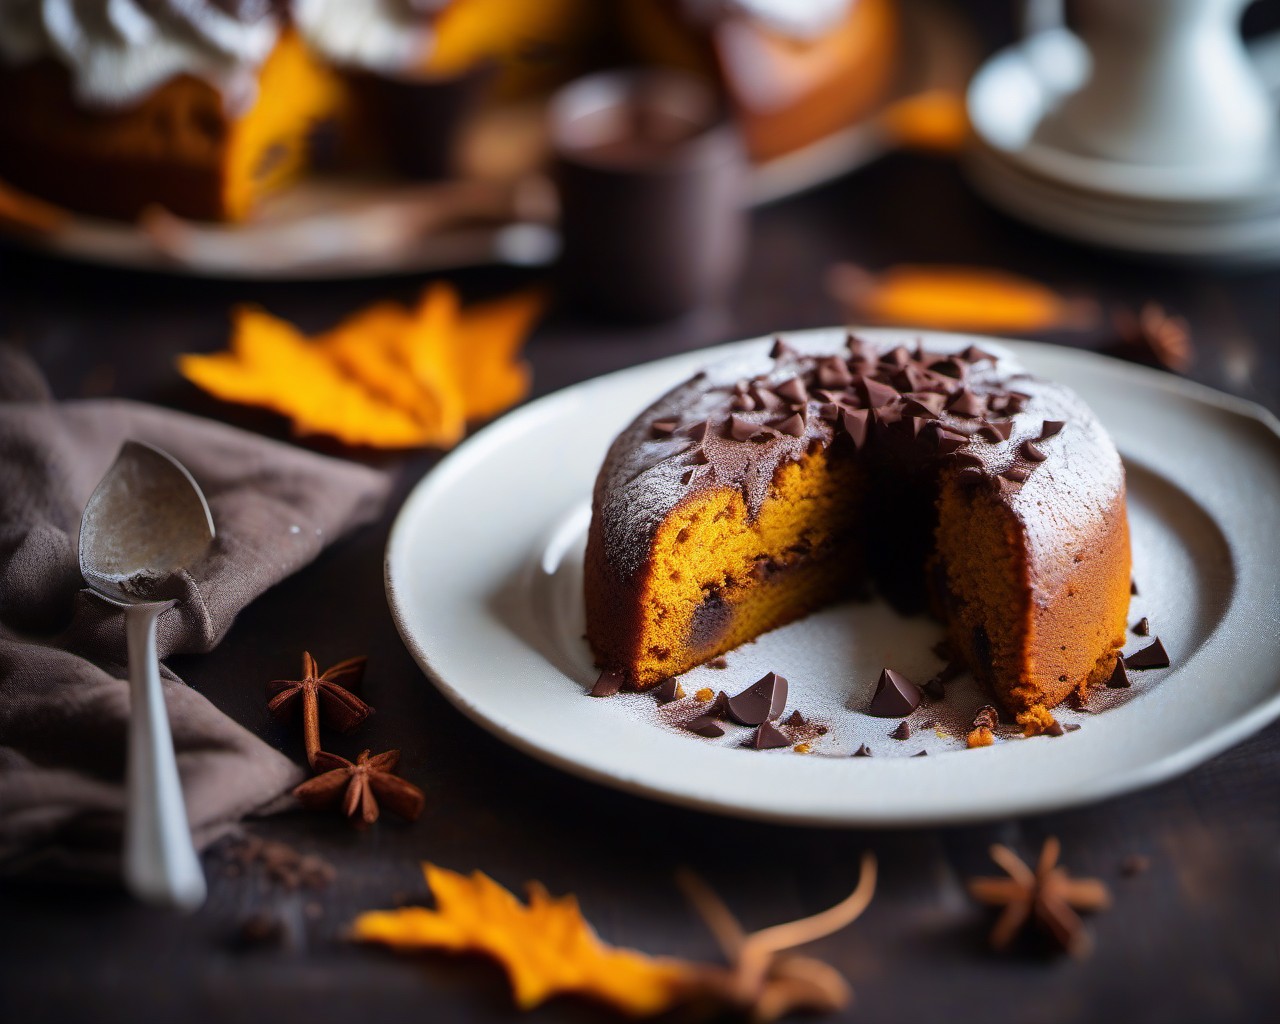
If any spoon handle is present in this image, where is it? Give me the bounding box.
[122,602,207,911]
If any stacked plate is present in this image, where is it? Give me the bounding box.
[964,30,1280,264]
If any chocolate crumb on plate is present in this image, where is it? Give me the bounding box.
[1124,637,1170,670]
[867,668,922,717]
[1130,579,1139,595]
[785,710,807,727]
[651,678,683,704]
[589,670,623,697]
[709,656,729,669]
[1132,616,1150,636]
[685,714,724,738]
[726,671,788,725]
[890,721,912,740]
[852,744,873,757]
[1064,723,1081,732]
[751,721,790,750]
[1106,659,1131,689]
[913,750,928,757]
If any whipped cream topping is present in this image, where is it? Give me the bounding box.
[681,0,856,41]
[0,0,280,111]
[292,0,444,75]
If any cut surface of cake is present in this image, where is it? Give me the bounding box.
[584,335,1131,716]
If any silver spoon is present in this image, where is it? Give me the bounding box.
[78,440,215,911]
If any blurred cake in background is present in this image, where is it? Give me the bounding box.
[621,0,899,161]
[0,1,345,221]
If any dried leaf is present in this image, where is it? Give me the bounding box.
[828,263,1096,334]
[352,864,692,1015]
[177,284,542,449]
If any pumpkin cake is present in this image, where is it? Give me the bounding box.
[584,336,1131,716]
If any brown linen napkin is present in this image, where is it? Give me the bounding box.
[0,348,391,877]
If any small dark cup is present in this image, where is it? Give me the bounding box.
[550,69,748,322]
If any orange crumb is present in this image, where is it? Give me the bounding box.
[967,727,995,749]
[1017,706,1058,737]
[794,743,812,754]
[694,688,714,702]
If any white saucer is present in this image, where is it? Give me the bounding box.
[965,31,1280,262]
[385,328,1280,827]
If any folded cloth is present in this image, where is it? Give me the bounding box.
[0,348,391,877]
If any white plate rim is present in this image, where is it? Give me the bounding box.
[386,328,1280,827]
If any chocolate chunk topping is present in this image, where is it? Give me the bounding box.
[867,668,922,717]
[817,358,854,388]
[651,678,682,704]
[841,409,870,449]
[775,377,809,405]
[947,389,983,417]
[929,358,966,379]
[751,721,791,750]
[775,412,806,437]
[979,420,1013,442]
[890,721,912,740]
[589,670,623,697]
[651,418,679,437]
[770,337,798,360]
[852,744,873,757]
[730,392,756,412]
[1022,440,1048,462]
[726,672,788,725]
[685,714,724,738]
[962,345,997,363]
[784,710,807,727]
[880,345,911,368]
[729,414,759,441]
[1001,466,1030,483]
[859,376,899,409]
[818,402,842,422]
[1040,420,1065,440]
[1106,659,1131,689]
[931,426,969,455]
[754,387,786,413]
[686,420,711,441]
[1125,637,1170,669]
[1132,616,1150,636]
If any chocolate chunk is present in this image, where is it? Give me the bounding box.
[709,657,729,669]
[931,426,969,455]
[953,452,985,469]
[726,672,789,725]
[651,678,682,704]
[1022,440,1048,462]
[754,387,786,413]
[979,420,1013,442]
[837,409,869,450]
[922,659,963,700]
[651,418,679,437]
[859,376,900,409]
[589,670,623,697]
[1132,617,1150,636]
[890,721,912,740]
[817,358,854,388]
[728,414,758,441]
[707,690,732,718]
[902,394,946,418]
[770,337,798,360]
[880,345,911,368]
[784,710,807,727]
[895,415,927,439]
[852,744,873,757]
[1131,579,1139,595]
[867,668,922,717]
[730,392,756,412]
[1001,466,1030,483]
[775,377,809,405]
[1064,723,1081,732]
[1125,637,1170,669]
[1040,420,1065,440]
[686,420,711,441]
[946,390,984,418]
[751,721,791,750]
[775,412,806,437]
[913,750,928,757]
[972,705,999,730]
[929,358,966,379]
[685,714,724,738]
[1106,659,1131,688]
[1046,720,1065,737]
[962,345,997,363]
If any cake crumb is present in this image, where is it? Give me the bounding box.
[967,726,995,748]
[694,687,715,702]
[1017,706,1058,737]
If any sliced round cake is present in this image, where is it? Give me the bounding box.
[584,334,1131,717]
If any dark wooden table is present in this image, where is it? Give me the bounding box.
[2,27,1278,1024]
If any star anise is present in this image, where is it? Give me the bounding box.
[293,749,425,829]
[967,837,1111,958]
[1108,302,1193,373]
[268,652,373,768]
[677,852,877,1021]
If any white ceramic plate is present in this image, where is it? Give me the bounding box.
[386,329,1280,826]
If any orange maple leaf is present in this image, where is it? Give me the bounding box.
[352,864,692,1016]
[177,284,544,449]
